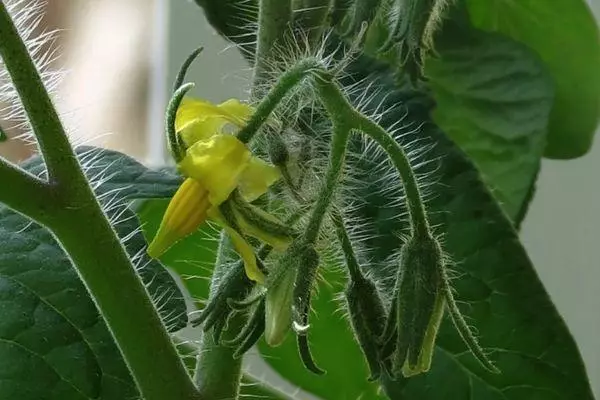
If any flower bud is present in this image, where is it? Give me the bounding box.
[264,243,302,347]
[292,244,325,375]
[267,134,289,166]
[381,233,445,377]
[345,274,387,380]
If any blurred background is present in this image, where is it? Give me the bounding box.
[0,0,598,396]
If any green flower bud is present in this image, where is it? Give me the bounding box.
[265,241,325,374]
[381,233,445,377]
[292,243,325,375]
[267,133,289,166]
[381,232,499,377]
[345,274,387,380]
[292,243,320,331]
[264,243,301,347]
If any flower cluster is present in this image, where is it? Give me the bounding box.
[147,53,498,384]
[147,97,289,284]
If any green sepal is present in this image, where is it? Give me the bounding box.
[344,0,383,37]
[191,259,254,330]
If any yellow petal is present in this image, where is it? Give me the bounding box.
[175,98,254,147]
[178,134,251,205]
[207,206,266,284]
[225,226,266,284]
[175,98,223,132]
[237,157,281,202]
[147,178,210,258]
[216,98,253,125]
[178,116,228,148]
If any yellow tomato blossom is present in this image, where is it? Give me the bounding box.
[147,98,284,284]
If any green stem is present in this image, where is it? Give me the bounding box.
[0,5,200,399]
[52,206,201,400]
[194,236,244,399]
[302,119,350,244]
[0,157,55,223]
[253,0,293,93]
[353,113,430,235]
[293,0,331,45]
[0,5,79,184]
[302,77,354,244]
[238,58,320,144]
[306,75,429,240]
[330,208,363,282]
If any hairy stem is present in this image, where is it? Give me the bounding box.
[0,5,200,399]
[301,76,355,244]
[302,121,350,244]
[194,236,244,399]
[238,58,320,144]
[52,206,201,400]
[0,5,80,184]
[293,0,331,45]
[253,0,293,93]
[0,157,55,223]
[330,207,363,282]
[354,113,430,235]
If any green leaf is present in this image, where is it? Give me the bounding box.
[192,0,258,59]
[261,55,593,399]
[465,0,600,159]
[0,147,187,399]
[425,21,554,222]
[0,124,6,141]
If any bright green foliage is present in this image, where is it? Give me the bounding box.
[466,0,600,159]
[426,21,554,222]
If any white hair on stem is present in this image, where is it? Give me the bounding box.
[0,0,64,141]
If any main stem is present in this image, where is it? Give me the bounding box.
[194,236,244,399]
[253,0,292,94]
[52,206,201,400]
[0,5,79,183]
[0,5,200,399]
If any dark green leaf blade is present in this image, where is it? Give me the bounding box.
[349,56,594,399]
[425,22,554,222]
[0,147,187,399]
[466,0,600,159]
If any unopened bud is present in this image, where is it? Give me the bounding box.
[268,134,289,166]
[264,243,302,347]
[345,274,387,380]
[381,233,445,377]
